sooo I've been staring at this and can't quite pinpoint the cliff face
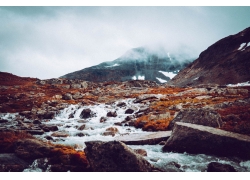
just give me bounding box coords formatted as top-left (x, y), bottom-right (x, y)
top-left (168, 27), bottom-right (250, 87)
top-left (60, 47), bottom-right (193, 83)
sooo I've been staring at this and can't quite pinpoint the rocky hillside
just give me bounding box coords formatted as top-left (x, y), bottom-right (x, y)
top-left (168, 27), bottom-right (250, 87)
top-left (60, 47), bottom-right (193, 83)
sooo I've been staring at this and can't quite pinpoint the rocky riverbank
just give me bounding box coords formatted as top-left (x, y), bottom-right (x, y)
top-left (1, 72), bottom-right (250, 171)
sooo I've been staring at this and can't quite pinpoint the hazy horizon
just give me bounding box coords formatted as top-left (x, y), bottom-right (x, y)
top-left (1, 6), bottom-right (250, 79)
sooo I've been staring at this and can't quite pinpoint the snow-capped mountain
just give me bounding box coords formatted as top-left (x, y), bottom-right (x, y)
top-left (60, 47), bottom-right (194, 83)
top-left (168, 27), bottom-right (250, 87)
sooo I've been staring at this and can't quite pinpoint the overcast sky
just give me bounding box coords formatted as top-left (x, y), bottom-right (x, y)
top-left (0, 6), bottom-right (250, 79)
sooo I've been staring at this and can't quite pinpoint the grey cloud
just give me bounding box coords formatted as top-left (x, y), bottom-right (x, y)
top-left (0, 7), bottom-right (250, 79)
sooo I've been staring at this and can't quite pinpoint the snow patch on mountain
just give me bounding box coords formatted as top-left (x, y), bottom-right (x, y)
top-left (156, 77), bottom-right (168, 83)
top-left (159, 71), bottom-right (177, 79)
top-left (105, 63), bottom-right (120, 68)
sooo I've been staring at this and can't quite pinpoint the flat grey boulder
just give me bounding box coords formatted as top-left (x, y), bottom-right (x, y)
top-left (84, 141), bottom-right (155, 172)
top-left (115, 131), bottom-right (171, 145)
top-left (163, 122), bottom-right (250, 160)
top-left (168, 108), bottom-right (223, 130)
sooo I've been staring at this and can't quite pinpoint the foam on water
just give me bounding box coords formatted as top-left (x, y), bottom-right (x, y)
top-left (38, 98), bottom-right (144, 148)
top-left (128, 145), bottom-right (249, 172)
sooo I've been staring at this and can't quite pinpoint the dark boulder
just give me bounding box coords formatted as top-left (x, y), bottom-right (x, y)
top-left (0, 120), bottom-right (8, 123)
top-left (33, 120), bottom-right (41, 124)
top-left (84, 141), bottom-right (154, 172)
top-left (0, 153), bottom-right (29, 172)
top-left (107, 111), bottom-right (117, 117)
top-left (125, 109), bottom-right (134, 114)
top-left (40, 124), bottom-right (58, 132)
top-left (168, 108), bottom-right (223, 130)
top-left (26, 130), bottom-right (44, 135)
top-left (117, 102), bottom-right (126, 107)
top-left (63, 93), bottom-right (72, 100)
top-left (163, 122), bottom-right (250, 160)
top-left (207, 162), bottom-right (236, 172)
top-left (79, 108), bottom-right (94, 119)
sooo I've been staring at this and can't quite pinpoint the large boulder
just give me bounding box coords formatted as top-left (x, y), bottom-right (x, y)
top-left (163, 122), bottom-right (250, 160)
top-left (168, 108), bottom-right (223, 130)
top-left (84, 141), bottom-right (154, 172)
top-left (0, 153), bottom-right (29, 172)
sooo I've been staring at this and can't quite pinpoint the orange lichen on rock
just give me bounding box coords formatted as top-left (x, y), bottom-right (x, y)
top-left (134, 114), bottom-right (173, 131)
top-left (0, 130), bottom-right (34, 153)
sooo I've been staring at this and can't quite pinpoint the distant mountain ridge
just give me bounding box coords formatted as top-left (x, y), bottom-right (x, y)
top-left (60, 47), bottom-right (194, 83)
top-left (168, 27), bottom-right (250, 87)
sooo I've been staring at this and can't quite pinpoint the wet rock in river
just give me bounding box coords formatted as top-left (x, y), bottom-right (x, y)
top-left (102, 127), bottom-right (119, 137)
top-left (125, 108), bottom-right (134, 114)
top-left (33, 120), bottom-right (41, 124)
top-left (107, 111), bottom-right (117, 117)
top-left (51, 132), bottom-right (69, 137)
top-left (79, 108), bottom-right (93, 119)
top-left (134, 149), bottom-right (147, 156)
top-left (77, 124), bottom-right (86, 131)
top-left (100, 116), bottom-right (107, 123)
top-left (117, 102), bottom-right (126, 107)
top-left (207, 162), bottom-right (236, 172)
top-left (0, 119), bottom-right (8, 123)
top-left (84, 141), bottom-right (154, 172)
top-left (40, 124), bottom-right (58, 132)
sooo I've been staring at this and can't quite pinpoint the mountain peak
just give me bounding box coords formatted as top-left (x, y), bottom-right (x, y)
top-left (60, 47), bottom-right (194, 83)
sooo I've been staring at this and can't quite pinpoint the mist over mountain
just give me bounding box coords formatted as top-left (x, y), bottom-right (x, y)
top-left (60, 46), bottom-right (194, 83)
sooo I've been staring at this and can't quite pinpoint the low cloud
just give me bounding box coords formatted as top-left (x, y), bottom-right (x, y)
top-left (0, 7), bottom-right (250, 79)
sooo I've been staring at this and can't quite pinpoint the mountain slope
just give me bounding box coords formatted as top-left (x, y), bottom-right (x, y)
top-left (168, 27), bottom-right (250, 87)
top-left (60, 47), bottom-right (193, 83)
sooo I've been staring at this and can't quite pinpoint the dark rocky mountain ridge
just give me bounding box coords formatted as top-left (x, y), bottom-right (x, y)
top-left (168, 27), bottom-right (250, 87)
top-left (60, 47), bottom-right (194, 83)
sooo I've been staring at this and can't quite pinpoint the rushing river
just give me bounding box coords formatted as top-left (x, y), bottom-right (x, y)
top-left (1, 98), bottom-right (250, 172)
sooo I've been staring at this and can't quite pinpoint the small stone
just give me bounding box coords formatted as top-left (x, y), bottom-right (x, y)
top-left (33, 120), bottom-right (41, 124)
top-left (107, 111), bottom-right (117, 117)
top-left (134, 149), bottom-right (147, 156)
top-left (51, 132), bottom-right (69, 137)
top-left (77, 124), bottom-right (86, 131)
top-left (125, 109), bottom-right (134, 114)
top-left (100, 117), bottom-right (107, 123)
